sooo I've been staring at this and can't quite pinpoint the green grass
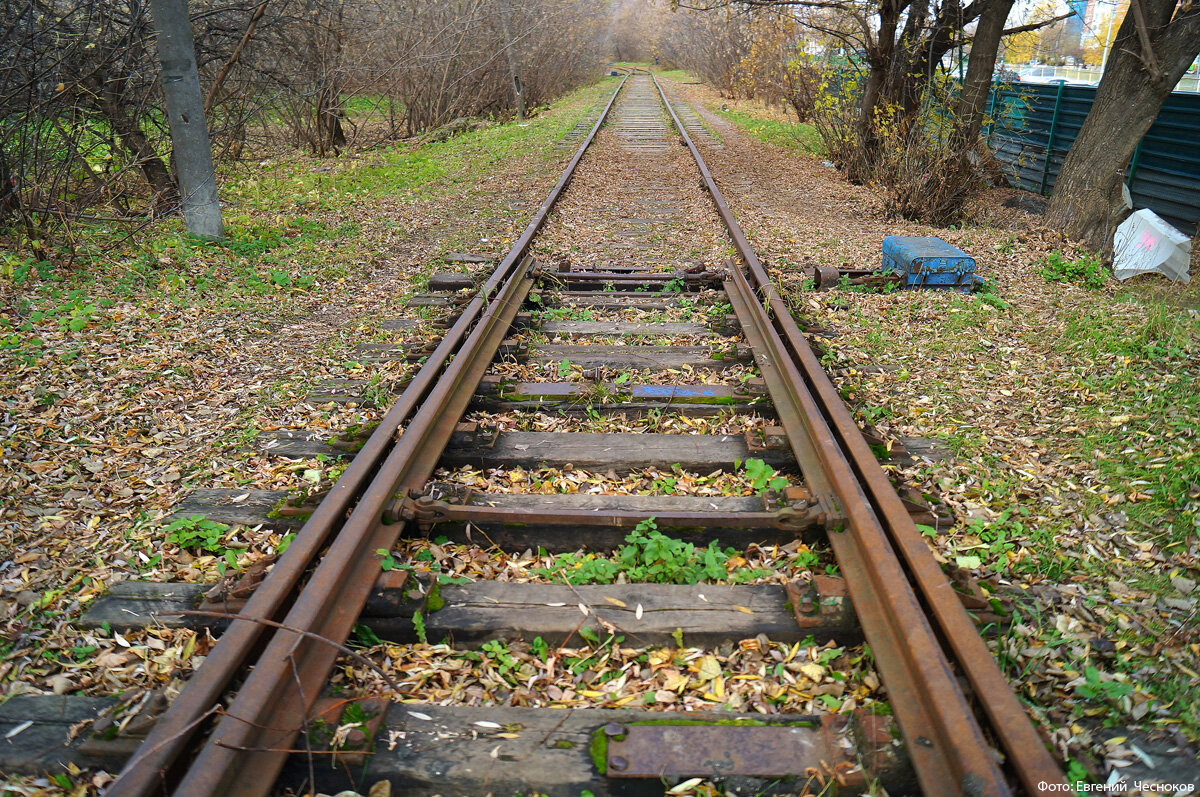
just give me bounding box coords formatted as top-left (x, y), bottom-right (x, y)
top-left (340, 93), bottom-right (402, 116)
top-left (225, 76), bottom-right (621, 211)
top-left (1052, 298), bottom-right (1199, 549)
top-left (654, 69), bottom-right (693, 83)
top-left (712, 105), bottom-right (822, 155)
top-left (832, 282), bottom-right (1200, 744)
top-left (1038, 249), bottom-right (1108, 290)
top-left (837, 286), bottom-right (1199, 575)
top-left (532, 518), bottom-right (773, 585)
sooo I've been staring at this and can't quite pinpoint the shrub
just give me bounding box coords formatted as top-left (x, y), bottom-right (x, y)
top-left (808, 71), bottom-right (986, 225)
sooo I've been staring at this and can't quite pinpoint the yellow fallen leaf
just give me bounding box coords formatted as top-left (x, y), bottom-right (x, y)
top-left (696, 655), bottom-right (722, 683)
top-left (799, 663), bottom-right (825, 681)
top-left (604, 597), bottom-right (627, 608)
top-left (665, 673), bottom-right (690, 691)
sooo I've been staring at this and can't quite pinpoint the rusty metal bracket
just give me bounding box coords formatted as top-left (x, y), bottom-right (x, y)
top-left (198, 556), bottom-right (277, 615)
top-left (807, 494), bottom-right (845, 531)
top-left (744, 425), bottom-right (789, 453)
top-left (446, 421), bottom-right (498, 451)
top-left (785, 576), bottom-right (857, 630)
top-left (389, 494), bottom-right (449, 526)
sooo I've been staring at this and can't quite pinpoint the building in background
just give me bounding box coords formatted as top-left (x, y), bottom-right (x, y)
top-left (1064, 0), bottom-right (1089, 48)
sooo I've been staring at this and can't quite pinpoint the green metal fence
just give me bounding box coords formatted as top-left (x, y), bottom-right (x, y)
top-left (987, 83), bottom-right (1200, 234)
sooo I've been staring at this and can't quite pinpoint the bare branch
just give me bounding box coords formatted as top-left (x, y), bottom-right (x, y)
top-left (1001, 11), bottom-right (1075, 36)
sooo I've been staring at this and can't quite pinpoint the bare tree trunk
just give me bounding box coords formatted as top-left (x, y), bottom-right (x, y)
top-left (0, 149), bottom-right (17, 222)
top-left (87, 76), bottom-right (180, 212)
top-left (499, 0), bottom-right (526, 121)
top-left (1044, 0), bottom-right (1200, 253)
top-left (852, 63), bottom-right (887, 179)
top-left (319, 82), bottom-right (347, 152)
top-left (151, 0), bottom-right (225, 238)
top-left (954, 0), bottom-right (1015, 146)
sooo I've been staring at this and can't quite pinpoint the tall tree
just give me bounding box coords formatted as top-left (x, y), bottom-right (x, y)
top-left (953, 0), bottom-right (1017, 147)
top-left (1044, 0), bottom-right (1200, 253)
top-left (676, 0), bottom-right (1064, 175)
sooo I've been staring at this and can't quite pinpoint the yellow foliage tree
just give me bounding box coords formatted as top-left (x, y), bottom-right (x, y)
top-left (1081, 0), bottom-right (1129, 65)
top-left (1000, 0), bottom-right (1060, 64)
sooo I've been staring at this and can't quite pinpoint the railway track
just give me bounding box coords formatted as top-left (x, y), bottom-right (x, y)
top-left (92, 72), bottom-right (1067, 795)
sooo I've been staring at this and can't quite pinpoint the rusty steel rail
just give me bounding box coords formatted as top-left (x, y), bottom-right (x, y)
top-left (110, 74), bottom-right (629, 797)
top-left (175, 264), bottom-right (537, 795)
top-left (652, 74), bottom-right (1066, 794)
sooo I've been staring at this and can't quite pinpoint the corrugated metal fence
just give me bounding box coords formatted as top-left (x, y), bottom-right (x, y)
top-left (987, 83), bottom-right (1200, 234)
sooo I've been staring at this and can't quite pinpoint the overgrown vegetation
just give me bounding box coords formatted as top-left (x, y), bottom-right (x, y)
top-left (534, 518), bottom-right (772, 585)
top-left (821, 274), bottom-right (1200, 749)
top-left (804, 71), bottom-right (992, 225)
top-left (625, 0), bottom-right (1063, 225)
top-left (0, 76), bottom-right (617, 363)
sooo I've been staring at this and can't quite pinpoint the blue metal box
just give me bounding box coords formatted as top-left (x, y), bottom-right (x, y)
top-left (881, 236), bottom-right (982, 292)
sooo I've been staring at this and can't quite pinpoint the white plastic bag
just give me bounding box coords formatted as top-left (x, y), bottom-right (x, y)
top-left (1112, 209), bottom-right (1192, 283)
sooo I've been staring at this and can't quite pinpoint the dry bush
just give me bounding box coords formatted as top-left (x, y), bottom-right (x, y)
top-left (657, 8), bottom-right (753, 96)
top-left (872, 130), bottom-right (986, 225)
top-left (362, 0), bottom-right (607, 137)
top-left (0, 0), bottom-right (608, 255)
top-left (650, 0), bottom-right (1039, 224)
top-left (807, 71), bottom-right (986, 224)
top-left (730, 15), bottom-right (820, 121)
top-left (0, 0), bottom-right (174, 259)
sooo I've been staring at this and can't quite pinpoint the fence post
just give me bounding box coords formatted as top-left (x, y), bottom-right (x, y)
top-left (1126, 138), bottom-right (1144, 186)
top-left (1039, 81), bottom-right (1066, 195)
top-left (985, 85), bottom-right (999, 144)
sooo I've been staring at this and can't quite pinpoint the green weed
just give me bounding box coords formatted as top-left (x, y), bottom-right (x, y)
top-left (163, 514), bottom-right (234, 567)
top-left (741, 457), bottom-right (788, 496)
top-left (1039, 250), bottom-right (1107, 290)
top-left (534, 518), bottom-right (770, 585)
